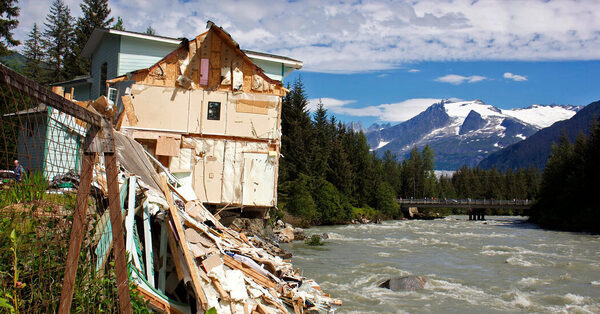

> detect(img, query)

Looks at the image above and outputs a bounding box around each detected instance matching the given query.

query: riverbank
[283,216,600,312]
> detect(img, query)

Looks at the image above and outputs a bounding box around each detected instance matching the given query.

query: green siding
[118,37,179,75]
[91,34,120,99]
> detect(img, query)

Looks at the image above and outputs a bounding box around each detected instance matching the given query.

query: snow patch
[515,134,526,140]
[502,105,577,128]
[376,140,390,149]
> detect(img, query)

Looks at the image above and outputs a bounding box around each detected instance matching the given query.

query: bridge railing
[397,198,532,206]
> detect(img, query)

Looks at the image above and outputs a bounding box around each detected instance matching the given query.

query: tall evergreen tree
[112,16,125,30]
[44,0,74,82]
[0,0,20,56]
[22,23,47,82]
[68,0,114,77]
[145,26,156,35]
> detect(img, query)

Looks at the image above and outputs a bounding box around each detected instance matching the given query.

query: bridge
[397,199,532,220]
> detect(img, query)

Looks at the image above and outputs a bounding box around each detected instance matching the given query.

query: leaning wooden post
[105,151,133,313]
[57,152,96,313]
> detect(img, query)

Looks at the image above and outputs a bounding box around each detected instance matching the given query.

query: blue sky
[292,60,600,126]
[13,0,600,126]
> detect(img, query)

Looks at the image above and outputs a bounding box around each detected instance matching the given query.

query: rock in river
[378,276,427,291]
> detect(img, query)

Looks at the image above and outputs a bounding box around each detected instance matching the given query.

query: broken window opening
[207,101,221,120]
[100,62,108,96]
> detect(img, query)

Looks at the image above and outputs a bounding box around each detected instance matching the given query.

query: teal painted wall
[118,37,179,76]
[90,34,120,99]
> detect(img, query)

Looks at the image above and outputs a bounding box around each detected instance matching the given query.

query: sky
[13,0,600,126]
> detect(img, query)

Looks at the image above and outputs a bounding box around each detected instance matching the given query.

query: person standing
[13,160,24,182]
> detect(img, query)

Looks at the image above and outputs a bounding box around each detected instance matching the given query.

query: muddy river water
[283,216,600,313]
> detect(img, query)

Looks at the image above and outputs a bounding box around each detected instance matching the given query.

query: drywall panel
[201,91,228,135]
[187,90,204,134]
[192,138,224,204]
[221,141,243,204]
[130,84,190,132]
[242,153,276,207]
[226,93,280,139]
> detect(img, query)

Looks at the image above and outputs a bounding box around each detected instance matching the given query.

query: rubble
[90,131,340,313]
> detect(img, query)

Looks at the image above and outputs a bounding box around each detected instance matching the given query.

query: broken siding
[118,37,180,76]
[43,107,86,179]
[190,138,275,206]
[90,34,120,99]
[248,58,283,81]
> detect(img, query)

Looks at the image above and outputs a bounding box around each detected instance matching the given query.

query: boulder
[378,276,427,291]
[293,228,305,241]
[321,233,329,240]
[274,226,295,243]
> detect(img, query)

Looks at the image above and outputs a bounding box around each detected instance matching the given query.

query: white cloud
[408,69,421,73]
[308,97,442,122]
[503,72,528,81]
[13,0,600,73]
[435,74,487,85]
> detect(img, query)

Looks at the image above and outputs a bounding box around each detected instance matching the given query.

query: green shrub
[305,235,324,246]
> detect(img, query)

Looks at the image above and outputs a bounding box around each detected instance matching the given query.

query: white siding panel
[118,37,179,76]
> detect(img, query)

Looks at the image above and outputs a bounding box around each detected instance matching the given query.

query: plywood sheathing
[109,24,285,97]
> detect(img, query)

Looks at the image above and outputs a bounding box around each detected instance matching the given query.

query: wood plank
[156,135,181,157]
[159,176,209,310]
[105,152,133,313]
[121,95,139,126]
[158,220,169,292]
[58,153,95,313]
[222,255,277,289]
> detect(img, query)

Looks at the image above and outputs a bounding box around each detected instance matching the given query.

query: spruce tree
[23,23,47,82]
[145,26,156,35]
[112,16,125,30]
[68,0,114,77]
[0,0,19,56]
[44,0,74,82]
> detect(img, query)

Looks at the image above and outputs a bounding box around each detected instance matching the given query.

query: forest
[529,124,600,233]
[277,77,541,226]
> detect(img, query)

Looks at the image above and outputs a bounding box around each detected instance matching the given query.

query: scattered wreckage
[84,131,341,313]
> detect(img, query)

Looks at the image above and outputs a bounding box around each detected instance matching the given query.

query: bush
[312,178,351,225]
[375,182,402,219]
[305,235,324,246]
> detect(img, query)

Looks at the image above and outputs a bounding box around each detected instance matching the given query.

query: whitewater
[284,216,600,313]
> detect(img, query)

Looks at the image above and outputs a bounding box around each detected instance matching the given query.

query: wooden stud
[105,152,133,314]
[58,153,96,313]
[159,176,209,310]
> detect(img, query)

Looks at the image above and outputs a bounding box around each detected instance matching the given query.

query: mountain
[346,121,366,133]
[366,99,581,170]
[478,100,600,170]
[0,52,27,72]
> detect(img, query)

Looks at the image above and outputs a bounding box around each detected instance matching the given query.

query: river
[282,216,600,313]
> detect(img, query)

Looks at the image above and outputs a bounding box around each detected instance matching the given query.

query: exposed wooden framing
[0,63,102,126]
[106,152,133,313]
[57,152,95,313]
[159,176,209,310]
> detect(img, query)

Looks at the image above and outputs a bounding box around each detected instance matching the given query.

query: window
[207,102,221,120]
[107,87,118,105]
[100,62,108,96]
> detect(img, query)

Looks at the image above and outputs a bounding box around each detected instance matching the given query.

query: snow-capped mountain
[366,99,581,170]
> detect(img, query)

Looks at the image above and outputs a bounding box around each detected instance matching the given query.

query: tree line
[1,0,157,84]
[278,77,541,226]
[530,123,600,233]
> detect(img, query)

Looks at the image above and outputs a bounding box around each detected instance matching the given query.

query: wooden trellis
[0,63,132,313]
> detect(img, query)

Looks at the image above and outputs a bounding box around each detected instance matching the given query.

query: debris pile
[90,131,340,313]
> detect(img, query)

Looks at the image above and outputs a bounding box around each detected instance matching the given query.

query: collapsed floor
[86,131,341,313]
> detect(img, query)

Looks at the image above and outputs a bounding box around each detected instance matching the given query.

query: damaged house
[49,22,303,216]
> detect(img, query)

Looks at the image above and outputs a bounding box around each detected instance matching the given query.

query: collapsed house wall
[111,23,286,210]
